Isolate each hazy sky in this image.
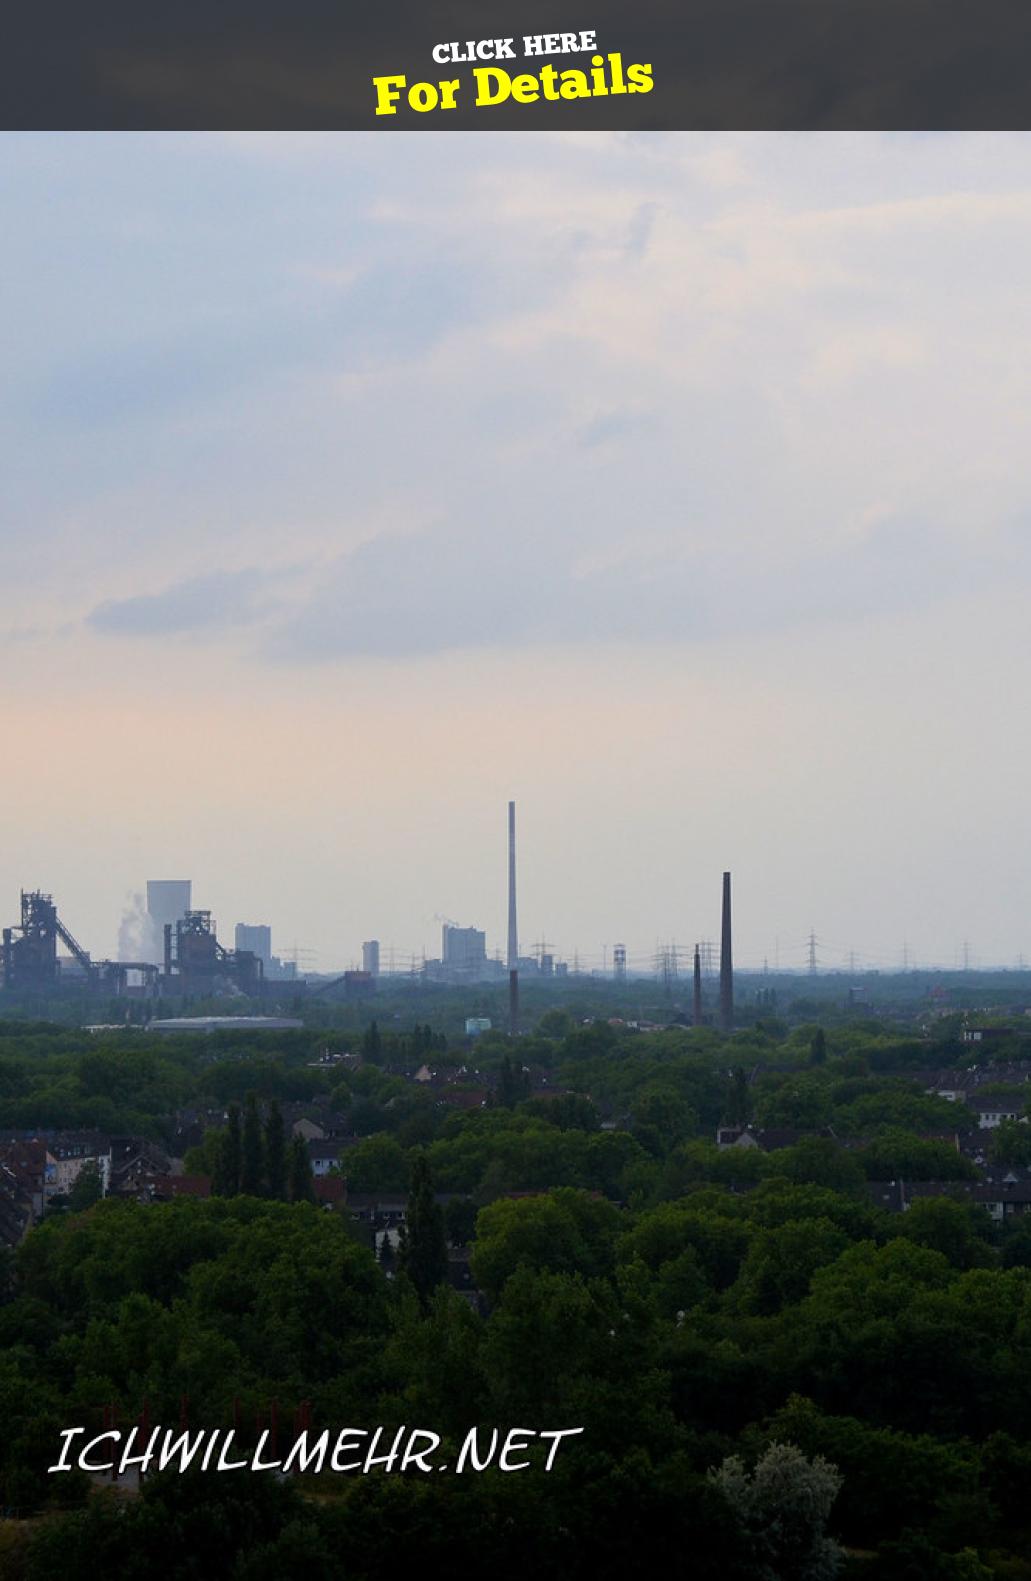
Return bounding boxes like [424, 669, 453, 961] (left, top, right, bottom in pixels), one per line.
[4, 131, 1031, 973]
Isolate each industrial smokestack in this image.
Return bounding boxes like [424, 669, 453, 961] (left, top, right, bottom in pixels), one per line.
[693, 944, 703, 1027]
[719, 871, 734, 1033]
[507, 800, 518, 972]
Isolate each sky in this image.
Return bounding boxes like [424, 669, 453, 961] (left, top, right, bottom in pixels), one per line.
[4, 130, 1031, 974]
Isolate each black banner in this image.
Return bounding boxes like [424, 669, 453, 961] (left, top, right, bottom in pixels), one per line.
[5, 0, 1031, 130]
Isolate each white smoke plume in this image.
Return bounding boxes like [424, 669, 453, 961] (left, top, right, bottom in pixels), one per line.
[118, 892, 161, 964]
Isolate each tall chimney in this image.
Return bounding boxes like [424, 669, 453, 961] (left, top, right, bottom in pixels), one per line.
[507, 800, 518, 972]
[693, 944, 703, 1027]
[719, 872, 734, 1033]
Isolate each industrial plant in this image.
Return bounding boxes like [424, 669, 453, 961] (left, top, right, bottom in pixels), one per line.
[1, 889, 264, 1000]
[0, 803, 739, 1024]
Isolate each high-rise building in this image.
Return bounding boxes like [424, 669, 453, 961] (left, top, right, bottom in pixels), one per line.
[235, 923, 272, 967]
[362, 940, 381, 976]
[146, 880, 191, 966]
[442, 925, 487, 971]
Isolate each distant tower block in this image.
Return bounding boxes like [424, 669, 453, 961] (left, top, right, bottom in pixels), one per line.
[693, 944, 703, 1027]
[235, 923, 272, 969]
[507, 800, 519, 972]
[613, 943, 627, 982]
[146, 880, 191, 965]
[362, 940, 380, 977]
[719, 871, 734, 1034]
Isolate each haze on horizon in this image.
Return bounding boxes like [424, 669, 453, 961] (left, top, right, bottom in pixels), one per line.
[3, 131, 1031, 975]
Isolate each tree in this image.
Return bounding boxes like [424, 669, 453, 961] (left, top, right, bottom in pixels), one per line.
[345, 1133, 408, 1193]
[399, 1155, 448, 1306]
[523, 1092, 600, 1132]
[762, 1395, 980, 1549]
[775, 1137, 867, 1196]
[212, 1104, 241, 1197]
[810, 1030, 827, 1065]
[361, 1021, 382, 1062]
[378, 1231, 396, 1274]
[734, 1217, 849, 1315]
[871, 1533, 994, 1580]
[264, 1100, 287, 1201]
[240, 1092, 265, 1196]
[497, 1054, 530, 1109]
[709, 1442, 843, 1580]
[726, 1065, 752, 1125]
[537, 1009, 573, 1039]
[287, 1134, 315, 1204]
[857, 1129, 978, 1183]
[631, 1085, 696, 1154]
[444, 1195, 478, 1246]
[895, 1197, 994, 1270]
[67, 1161, 103, 1212]
[182, 1126, 224, 1179]
[618, 1199, 751, 1293]
[988, 1117, 1031, 1167]
[472, 1188, 619, 1303]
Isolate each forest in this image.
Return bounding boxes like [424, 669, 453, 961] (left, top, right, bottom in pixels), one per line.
[0, 1004, 1029, 1579]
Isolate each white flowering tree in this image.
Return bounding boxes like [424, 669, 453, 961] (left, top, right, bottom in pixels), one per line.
[709, 1441, 844, 1581]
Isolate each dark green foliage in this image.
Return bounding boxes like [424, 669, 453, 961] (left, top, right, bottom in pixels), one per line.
[857, 1129, 978, 1182]
[988, 1118, 1031, 1166]
[473, 1187, 620, 1303]
[3, 1005, 1031, 1574]
[444, 1195, 478, 1245]
[497, 1054, 531, 1108]
[264, 1100, 287, 1201]
[23, 1470, 310, 1581]
[287, 1133, 315, 1204]
[66, 1161, 103, 1213]
[344, 1134, 408, 1192]
[213, 1103, 242, 1197]
[399, 1155, 448, 1305]
[866, 1532, 995, 1580]
[773, 1137, 868, 1196]
[894, 1196, 995, 1269]
[240, 1092, 264, 1197]
[726, 1065, 751, 1124]
[523, 1092, 600, 1131]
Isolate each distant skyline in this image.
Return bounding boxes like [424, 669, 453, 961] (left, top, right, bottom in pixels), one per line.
[5, 132, 1031, 968]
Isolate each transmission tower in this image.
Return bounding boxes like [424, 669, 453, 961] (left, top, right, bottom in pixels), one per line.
[654, 943, 678, 993]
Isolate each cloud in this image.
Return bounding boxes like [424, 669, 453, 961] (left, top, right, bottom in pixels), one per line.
[87, 568, 268, 636]
[255, 503, 1002, 663]
[10, 131, 1031, 667]
[576, 408, 659, 448]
